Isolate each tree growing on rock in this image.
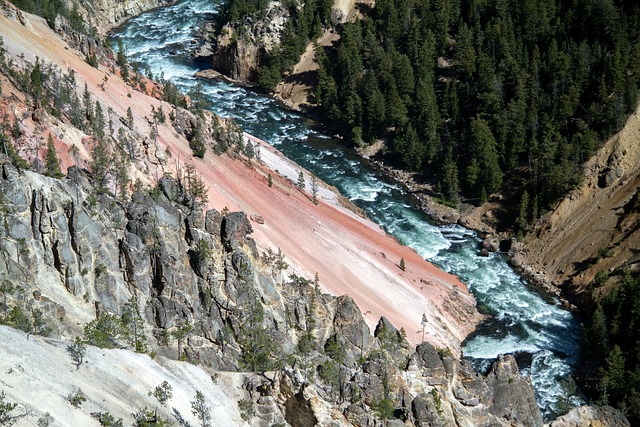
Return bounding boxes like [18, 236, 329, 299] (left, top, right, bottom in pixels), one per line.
[190, 390, 211, 427]
[66, 337, 86, 370]
[311, 175, 319, 205]
[297, 171, 306, 189]
[171, 322, 193, 360]
[148, 381, 173, 406]
[121, 296, 147, 353]
[44, 133, 63, 178]
[183, 164, 209, 207]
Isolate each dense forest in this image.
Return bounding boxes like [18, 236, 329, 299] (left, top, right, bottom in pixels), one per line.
[8, 0, 85, 31]
[222, 0, 640, 230]
[316, 0, 640, 222]
[582, 271, 640, 423]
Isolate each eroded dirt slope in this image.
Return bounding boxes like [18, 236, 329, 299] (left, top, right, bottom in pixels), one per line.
[0, 3, 481, 352]
[517, 102, 640, 301]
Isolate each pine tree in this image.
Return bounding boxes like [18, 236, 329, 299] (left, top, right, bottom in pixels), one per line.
[121, 296, 146, 353]
[311, 175, 319, 205]
[190, 390, 212, 427]
[44, 133, 63, 178]
[93, 101, 105, 141]
[297, 171, 306, 189]
[126, 107, 134, 129]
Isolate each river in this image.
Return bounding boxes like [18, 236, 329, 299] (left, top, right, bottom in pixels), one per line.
[112, 0, 583, 418]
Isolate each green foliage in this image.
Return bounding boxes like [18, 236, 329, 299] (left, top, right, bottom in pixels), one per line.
[238, 398, 254, 421]
[96, 412, 123, 427]
[430, 388, 443, 415]
[133, 407, 173, 427]
[582, 272, 640, 422]
[83, 312, 122, 348]
[373, 397, 395, 420]
[309, 0, 640, 219]
[121, 296, 147, 353]
[0, 390, 19, 426]
[8, 0, 84, 29]
[594, 270, 609, 288]
[44, 133, 63, 178]
[437, 347, 453, 358]
[318, 359, 340, 398]
[190, 391, 211, 427]
[66, 337, 87, 370]
[222, 0, 332, 92]
[1, 305, 32, 333]
[171, 322, 193, 360]
[85, 52, 98, 68]
[148, 381, 173, 406]
[182, 164, 209, 207]
[399, 257, 406, 271]
[67, 390, 86, 408]
[237, 299, 279, 372]
[37, 412, 54, 427]
[597, 247, 613, 259]
[296, 171, 305, 189]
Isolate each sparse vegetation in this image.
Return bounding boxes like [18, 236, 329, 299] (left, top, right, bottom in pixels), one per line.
[66, 337, 87, 370]
[190, 391, 211, 427]
[238, 398, 254, 421]
[133, 407, 173, 427]
[67, 390, 86, 408]
[94, 412, 123, 427]
[148, 381, 173, 406]
[36, 412, 54, 427]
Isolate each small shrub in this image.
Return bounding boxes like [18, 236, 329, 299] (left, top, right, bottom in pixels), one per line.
[67, 337, 87, 370]
[373, 397, 395, 420]
[133, 407, 172, 427]
[430, 388, 443, 415]
[148, 381, 173, 406]
[67, 391, 87, 408]
[238, 398, 254, 421]
[37, 412, 54, 427]
[95, 412, 123, 427]
[594, 270, 609, 288]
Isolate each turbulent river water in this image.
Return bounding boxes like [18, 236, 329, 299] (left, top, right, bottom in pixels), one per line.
[113, 0, 583, 418]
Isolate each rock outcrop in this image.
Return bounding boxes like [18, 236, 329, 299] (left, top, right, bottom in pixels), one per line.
[0, 161, 548, 426]
[211, 2, 290, 83]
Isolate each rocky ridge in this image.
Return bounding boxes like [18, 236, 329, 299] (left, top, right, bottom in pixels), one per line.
[0, 159, 549, 426]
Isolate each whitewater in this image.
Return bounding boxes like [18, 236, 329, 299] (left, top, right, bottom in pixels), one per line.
[113, 0, 583, 418]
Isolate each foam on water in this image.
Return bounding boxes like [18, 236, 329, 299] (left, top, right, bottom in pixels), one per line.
[113, 0, 583, 419]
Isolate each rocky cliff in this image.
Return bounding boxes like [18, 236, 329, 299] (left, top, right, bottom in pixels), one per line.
[0, 1, 630, 426]
[75, 0, 173, 34]
[0, 158, 551, 426]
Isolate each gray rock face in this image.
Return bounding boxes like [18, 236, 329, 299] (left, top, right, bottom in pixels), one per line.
[550, 405, 630, 427]
[0, 160, 595, 427]
[222, 211, 257, 255]
[486, 355, 543, 426]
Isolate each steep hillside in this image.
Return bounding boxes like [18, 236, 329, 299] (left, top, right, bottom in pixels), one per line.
[0, 0, 481, 353]
[0, 2, 632, 426]
[516, 100, 640, 303]
[0, 7, 546, 426]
